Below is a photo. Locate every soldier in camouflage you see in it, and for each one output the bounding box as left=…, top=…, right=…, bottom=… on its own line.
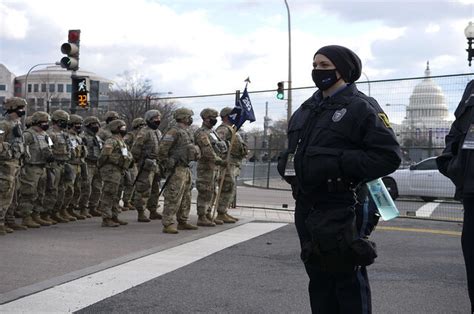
left=122, top=117, right=146, bottom=211
left=63, top=114, right=87, bottom=219
left=131, top=110, right=163, bottom=222
left=78, top=116, right=103, bottom=217
left=18, top=111, right=54, bottom=228
left=159, top=108, right=200, bottom=234
left=215, top=107, right=249, bottom=223
left=42, top=110, right=72, bottom=224
left=97, top=111, right=120, bottom=142
left=0, top=97, right=27, bottom=234
left=194, top=108, right=228, bottom=227
left=97, top=119, right=133, bottom=227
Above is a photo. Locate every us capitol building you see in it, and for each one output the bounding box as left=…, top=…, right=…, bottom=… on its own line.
left=392, top=62, right=452, bottom=155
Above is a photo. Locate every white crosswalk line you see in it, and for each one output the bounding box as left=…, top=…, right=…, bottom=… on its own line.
left=0, top=222, right=287, bottom=313
left=416, top=202, right=440, bottom=217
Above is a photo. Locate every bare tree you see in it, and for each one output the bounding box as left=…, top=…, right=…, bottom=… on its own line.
left=108, top=71, right=178, bottom=130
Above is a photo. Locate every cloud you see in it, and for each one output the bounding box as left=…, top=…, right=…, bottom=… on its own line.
left=0, top=2, right=29, bottom=40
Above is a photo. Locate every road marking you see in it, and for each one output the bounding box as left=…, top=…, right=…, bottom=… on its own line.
left=377, top=226, right=461, bottom=236
left=415, top=202, right=440, bottom=217
left=0, top=222, right=287, bottom=313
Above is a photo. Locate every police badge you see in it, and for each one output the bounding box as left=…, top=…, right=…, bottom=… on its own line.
left=332, top=108, right=347, bottom=122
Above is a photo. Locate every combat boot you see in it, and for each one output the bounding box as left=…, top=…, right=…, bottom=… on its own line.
left=5, top=221, right=28, bottom=231
left=162, top=224, right=179, bottom=234
left=22, top=215, right=40, bottom=228
left=225, top=213, right=239, bottom=222
left=80, top=208, right=92, bottom=218
left=60, top=208, right=76, bottom=222
left=89, top=208, right=102, bottom=217
left=111, top=216, right=128, bottom=225
left=31, top=212, right=52, bottom=226
left=69, top=208, right=86, bottom=220
left=177, top=222, right=198, bottom=230
left=5, top=225, right=13, bottom=233
left=197, top=215, right=216, bottom=227
left=41, top=213, right=57, bottom=225
left=101, top=218, right=119, bottom=227
left=123, top=202, right=136, bottom=211
left=149, top=209, right=162, bottom=220
left=207, top=213, right=223, bottom=225
left=137, top=210, right=151, bottom=223
left=0, top=225, right=7, bottom=235
left=216, top=213, right=236, bottom=223
left=50, top=212, right=68, bottom=223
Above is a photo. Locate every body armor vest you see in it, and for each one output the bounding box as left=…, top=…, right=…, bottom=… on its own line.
left=24, top=129, right=53, bottom=165
left=82, top=130, right=103, bottom=162
left=47, top=128, right=70, bottom=161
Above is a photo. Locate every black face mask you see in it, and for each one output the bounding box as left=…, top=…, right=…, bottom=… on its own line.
left=119, top=130, right=127, bottom=137
left=147, top=120, right=160, bottom=130
left=57, top=120, right=68, bottom=129
left=39, top=123, right=49, bottom=131
left=209, top=118, right=218, bottom=126
left=16, top=109, right=26, bottom=117
left=187, top=117, right=193, bottom=126
left=88, top=125, right=99, bottom=133
left=74, top=125, right=83, bottom=133
left=312, top=69, right=340, bottom=91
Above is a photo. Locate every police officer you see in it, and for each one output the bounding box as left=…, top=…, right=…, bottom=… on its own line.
left=0, top=97, right=27, bottom=234
left=122, top=117, right=146, bottom=211
left=279, top=45, right=401, bottom=313
left=159, top=108, right=200, bottom=234
left=43, top=110, right=72, bottom=224
left=194, top=108, right=228, bottom=227
left=215, top=107, right=248, bottom=223
left=97, top=119, right=133, bottom=227
left=131, top=110, right=162, bottom=222
left=78, top=116, right=104, bottom=218
left=18, top=111, right=54, bottom=228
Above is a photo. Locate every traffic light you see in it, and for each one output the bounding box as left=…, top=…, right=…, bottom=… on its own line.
left=277, top=81, right=284, bottom=100
left=60, top=29, right=81, bottom=71
left=72, top=76, right=89, bottom=109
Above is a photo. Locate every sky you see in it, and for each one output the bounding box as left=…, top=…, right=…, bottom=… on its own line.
left=2, top=0, right=474, bottom=127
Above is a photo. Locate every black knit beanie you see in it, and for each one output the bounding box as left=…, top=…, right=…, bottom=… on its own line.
left=314, top=45, right=362, bottom=83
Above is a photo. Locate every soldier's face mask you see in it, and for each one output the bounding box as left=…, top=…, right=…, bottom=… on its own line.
left=209, top=118, right=218, bottom=126
left=312, top=69, right=340, bottom=91
left=147, top=119, right=160, bottom=130
left=16, top=108, right=26, bottom=117
left=74, top=124, right=83, bottom=132
left=118, top=127, right=127, bottom=137
left=57, top=120, right=68, bottom=129
left=186, top=117, right=193, bottom=126
left=39, top=123, right=50, bottom=131
left=88, top=124, right=99, bottom=133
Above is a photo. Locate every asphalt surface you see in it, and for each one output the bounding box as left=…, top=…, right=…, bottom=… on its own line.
left=0, top=185, right=470, bottom=313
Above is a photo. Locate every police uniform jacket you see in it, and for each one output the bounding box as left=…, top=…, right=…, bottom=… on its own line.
left=284, top=83, right=401, bottom=244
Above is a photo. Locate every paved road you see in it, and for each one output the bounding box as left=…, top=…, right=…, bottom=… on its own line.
left=0, top=186, right=469, bottom=313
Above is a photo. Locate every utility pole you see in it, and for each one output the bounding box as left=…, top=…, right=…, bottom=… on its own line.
left=263, top=101, right=269, bottom=149
left=284, top=0, right=292, bottom=122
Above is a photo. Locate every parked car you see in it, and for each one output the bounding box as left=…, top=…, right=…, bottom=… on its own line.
left=382, top=157, right=456, bottom=202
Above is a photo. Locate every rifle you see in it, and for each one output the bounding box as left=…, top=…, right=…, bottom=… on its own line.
left=157, top=164, right=176, bottom=198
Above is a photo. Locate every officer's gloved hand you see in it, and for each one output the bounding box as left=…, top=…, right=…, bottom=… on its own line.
left=300, top=241, right=314, bottom=263
left=215, top=157, right=227, bottom=167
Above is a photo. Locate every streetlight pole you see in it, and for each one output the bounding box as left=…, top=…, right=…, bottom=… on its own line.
left=284, top=0, right=292, bottom=123
left=24, top=62, right=59, bottom=99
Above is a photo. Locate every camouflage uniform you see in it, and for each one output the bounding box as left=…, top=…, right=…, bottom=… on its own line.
left=0, top=97, right=27, bottom=234
left=216, top=107, right=248, bottom=221
left=43, top=110, right=72, bottom=223
left=131, top=111, right=163, bottom=222
left=78, top=116, right=103, bottom=217
left=63, top=115, right=87, bottom=219
left=122, top=118, right=146, bottom=210
left=18, top=111, right=53, bottom=228
left=159, top=108, right=200, bottom=234
left=97, top=111, right=120, bottom=142
left=194, top=108, right=228, bottom=227
left=97, top=120, right=133, bottom=227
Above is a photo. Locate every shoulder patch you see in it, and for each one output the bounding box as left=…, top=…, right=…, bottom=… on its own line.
left=377, top=113, right=392, bottom=128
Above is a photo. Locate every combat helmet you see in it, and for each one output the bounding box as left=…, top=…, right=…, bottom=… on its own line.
left=108, top=119, right=127, bottom=133
left=31, top=111, right=50, bottom=124
left=220, top=107, right=233, bottom=118
left=132, top=118, right=146, bottom=129
left=83, top=116, right=100, bottom=126
left=25, top=116, right=33, bottom=128
left=173, top=108, right=194, bottom=120
left=104, top=111, right=120, bottom=123
left=51, top=110, right=69, bottom=122
left=200, top=108, right=218, bottom=119
left=144, top=109, right=161, bottom=122
left=69, top=114, right=83, bottom=124
left=3, top=97, right=27, bottom=110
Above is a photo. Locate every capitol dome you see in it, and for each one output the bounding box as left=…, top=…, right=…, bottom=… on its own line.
left=406, top=62, right=449, bottom=120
